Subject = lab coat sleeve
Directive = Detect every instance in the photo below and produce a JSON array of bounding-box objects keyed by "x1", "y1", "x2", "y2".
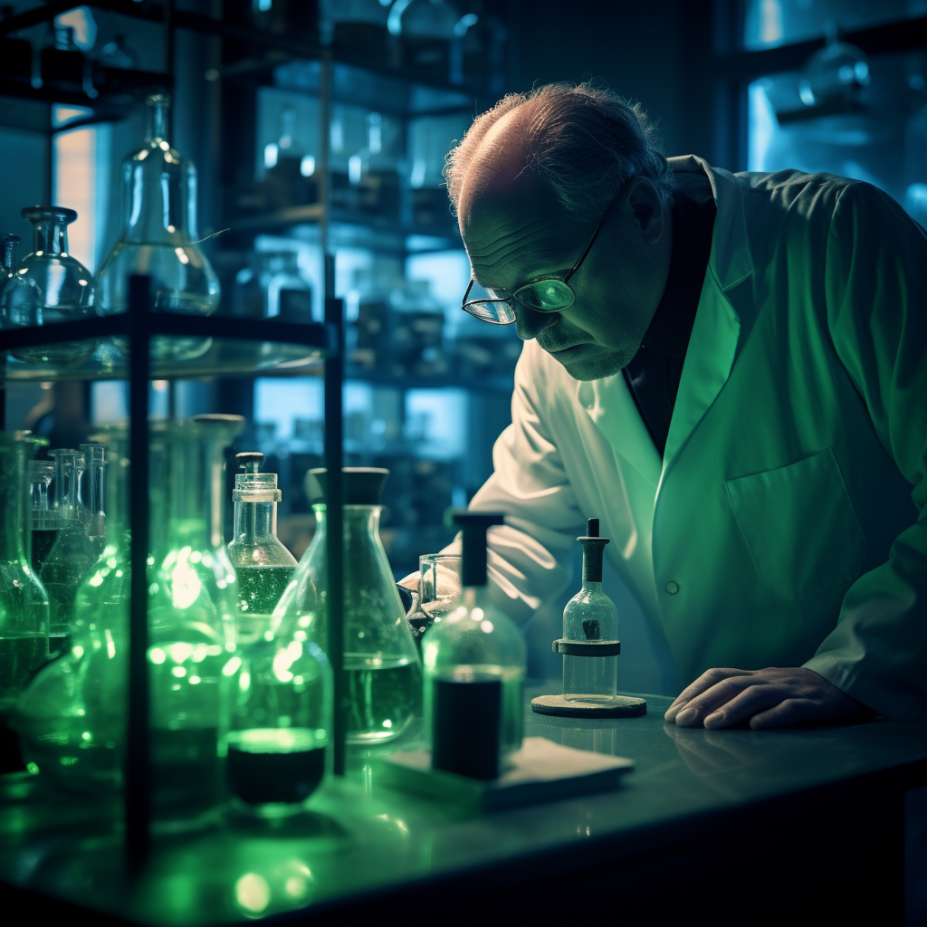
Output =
[
  {"x1": 444, "y1": 346, "x2": 585, "y2": 624},
  {"x1": 803, "y1": 181, "x2": 927, "y2": 722}
]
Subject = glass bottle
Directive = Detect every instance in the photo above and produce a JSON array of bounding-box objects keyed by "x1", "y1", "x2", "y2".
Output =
[
  {"x1": 95, "y1": 94, "x2": 220, "y2": 362},
  {"x1": 561, "y1": 519, "x2": 620, "y2": 703},
  {"x1": 263, "y1": 106, "x2": 318, "y2": 211},
  {"x1": 389, "y1": 0, "x2": 457, "y2": 80},
  {"x1": 228, "y1": 451, "x2": 297, "y2": 622},
  {"x1": 13, "y1": 425, "x2": 133, "y2": 795},
  {"x1": 147, "y1": 414, "x2": 243, "y2": 831},
  {"x1": 324, "y1": 0, "x2": 390, "y2": 63},
  {"x1": 227, "y1": 607, "x2": 331, "y2": 817},
  {"x1": 237, "y1": 253, "x2": 315, "y2": 322},
  {"x1": 40, "y1": 449, "x2": 96, "y2": 653},
  {"x1": 29, "y1": 459, "x2": 58, "y2": 574},
  {"x1": 422, "y1": 511, "x2": 526, "y2": 771},
  {"x1": 0, "y1": 233, "x2": 42, "y2": 349},
  {"x1": 355, "y1": 112, "x2": 401, "y2": 220},
  {"x1": 274, "y1": 467, "x2": 423, "y2": 747},
  {"x1": 0, "y1": 432, "x2": 51, "y2": 719},
  {"x1": 7, "y1": 207, "x2": 97, "y2": 367},
  {"x1": 80, "y1": 443, "x2": 106, "y2": 557}
]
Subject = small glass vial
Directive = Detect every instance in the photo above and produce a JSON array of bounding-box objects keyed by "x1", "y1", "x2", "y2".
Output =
[
  {"x1": 80, "y1": 444, "x2": 106, "y2": 557},
  {"x1": 227, "y1": 452, "x2": 297, "y2": 623}
]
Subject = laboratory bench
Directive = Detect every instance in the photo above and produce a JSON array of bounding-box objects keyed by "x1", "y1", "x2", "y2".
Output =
[{"x1": 1, "y1": 686, "x2": 925, "y2": 926}]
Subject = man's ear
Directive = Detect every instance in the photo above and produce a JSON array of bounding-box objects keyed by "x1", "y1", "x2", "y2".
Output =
[{"x1": 625, "y1": 178, "x2": 665, "y2": 245}]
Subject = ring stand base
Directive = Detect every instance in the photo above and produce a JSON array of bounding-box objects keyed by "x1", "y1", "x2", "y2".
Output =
[{"x1": 531, "y1": 694, "x2": 647, "y2": 718}]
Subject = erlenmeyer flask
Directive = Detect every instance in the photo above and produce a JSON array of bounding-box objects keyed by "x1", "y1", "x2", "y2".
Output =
[
  {"x1": 0, "y1": 432, "x2": 51, "y2": 719},
  {"x1": 14, "y1": 425, "x2": 133, "y2": 795},
  {"x1": 274, "y1": 467, "x2": 422, "y2": 747},
  {"x1": 5, "y1": 207, "x2": 97, "y2": 366},
  {"x1": 40, "y1": 449, "x2": 96, "y2": 653},
  {"x1": 148, "y1": 414, "x2": 243, "y2": 831},
  {"x1": 95, "y1": 94, "x2": 220, "y2": 362}
]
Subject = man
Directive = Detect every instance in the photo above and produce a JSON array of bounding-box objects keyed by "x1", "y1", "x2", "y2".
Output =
[{"x1": 428, "y1": 81, "x2": 927, "y2": 729}]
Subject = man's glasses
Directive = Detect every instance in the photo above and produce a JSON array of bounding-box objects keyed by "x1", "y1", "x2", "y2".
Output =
[{"x1": 461, "y1": 203, "x2": 612, "y2": 325}]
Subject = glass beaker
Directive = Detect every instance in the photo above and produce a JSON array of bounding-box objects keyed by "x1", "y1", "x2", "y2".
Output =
[
  {"x1": 274, "y1": 467, "x2": 423, "y2": 748},
  {"x1": 29, "y1": 459, "x2": 57, "y2": 574},
  {"x1": 0, "y1": 432, "x2": 50, "y2": 719},
  {"x1": 7, "y1": 207, "x2": 97, "y2": 367},
  {"x1": 408, "y1": 553, "x2": 461, "y2": 647},
  {"x1": 147, "y1": 414, "x2": 243, "y2": 831},
  {"x1": 14, "y1": 425, "x2": 133, "y2": 795},
  {"x1": 95, "y1": 94, "x2": 220, "y2": 362},
  {"x1": 40, "y1": 449, "x2": 96, "y2": 652},
  {"x1": 227, "y1": 610, "x2": 331, "y2": 817},
  {"x1": 227, "y1": 451, "x2": 298, "y2": 623}
]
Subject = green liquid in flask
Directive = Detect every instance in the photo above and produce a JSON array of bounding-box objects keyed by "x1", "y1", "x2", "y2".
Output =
[
  {"x1": 345, "y1": 655, "x2": 422, "y2": 744},
  {"x1": 236, "y1": 566, "x2": 295, "y2": 615}
]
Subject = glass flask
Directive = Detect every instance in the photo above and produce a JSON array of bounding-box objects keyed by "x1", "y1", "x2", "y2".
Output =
[
  {"x1": 422, "y1": 512, "x2": 526, "y2": 771},
  {"x1": 389, "y1": 0, "x2": 457, "y2": 79},
  {"x1": 227, "y1": 608, "x2": 331, "y2": 817},
  {"x1": 14, "y1": 425, "x2": 133, "y2": 795},
  {"x1": 81, "y1": 443, "x2": 106, "y2": 556},
  {"x1": 7, "y1": 206, "x2": 97, "y2": 367},
  {"x1": 147, "y1": 413, "x2": 243, "y2": 831},
  {"x1": 0, "y1": 233, "x2": 42, "y2": 349},
  {"x1": 40, "y1": 449, "x2": 96, "y2": 653},
  {"x1": 561, "y1": 519, "x2": 620, "y2": 703},
  {"x1": 274, "y1": 467, "x2": 423, "y2": 747},
  {"x1": 0, "y1": 432, "x2": 51, "y2": 719},
  {"x1": 29, "y1": 459, "x2": 57, "y2": 574},
  {"x1": 228, "y1": 451, "x2": 298, "y2": 622},
  {"x1": 95, "y1": 94, "x2": 220, "y2": 362}
]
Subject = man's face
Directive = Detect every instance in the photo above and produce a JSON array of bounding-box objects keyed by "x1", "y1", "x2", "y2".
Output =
[{"x1": 460, "y1": 172, "x2": 670, "y2": 381}]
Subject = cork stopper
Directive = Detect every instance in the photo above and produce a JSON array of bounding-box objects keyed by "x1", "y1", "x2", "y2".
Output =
[{"x1": 579, "y1": 517, "x2": 609, "y2": 583}]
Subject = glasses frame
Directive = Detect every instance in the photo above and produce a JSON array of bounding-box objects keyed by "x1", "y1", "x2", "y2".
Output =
[{"x1": 461, "y1": 202, "x2": 613, "y2": 325}]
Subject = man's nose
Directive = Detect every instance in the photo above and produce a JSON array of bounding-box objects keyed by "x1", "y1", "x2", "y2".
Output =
[{"x1": 515, "y1": 306, "x2": 558, "y2": 342}]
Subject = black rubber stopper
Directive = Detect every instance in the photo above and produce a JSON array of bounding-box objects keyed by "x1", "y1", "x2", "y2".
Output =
[
  {"x1": 308, "y1": 467, "x2": 389, "y2": 505},
  {"x1": 579, "y1": 516, "x2": 609, "y2": 583},
  {"x1": 432, "y1": 676, "x2": 502, "y2": 780},
  {"x1": 446, "y1": 509, "x2": 505, "y2": 588}
]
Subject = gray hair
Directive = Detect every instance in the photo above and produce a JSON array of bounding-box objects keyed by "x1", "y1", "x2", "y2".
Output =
[{"x1": 444, "y1": 82, "x2": 674, "y2": 220}]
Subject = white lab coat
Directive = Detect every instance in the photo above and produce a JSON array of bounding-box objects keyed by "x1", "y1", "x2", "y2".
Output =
[{"x1": 455, "y1": 155, "x2": 927, "y2": 723}]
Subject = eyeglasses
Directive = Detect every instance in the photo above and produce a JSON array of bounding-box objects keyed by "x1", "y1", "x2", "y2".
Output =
[{"x1": 461, "y1": 204, "x2": 612, "y2": 325}]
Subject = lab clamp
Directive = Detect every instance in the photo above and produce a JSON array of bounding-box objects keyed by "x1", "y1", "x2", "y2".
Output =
[{"x1": 531, "y1": 519, "x2": 647, "y2": 718}]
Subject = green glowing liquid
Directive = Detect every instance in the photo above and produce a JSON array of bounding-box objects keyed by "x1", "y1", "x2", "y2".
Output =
[
  {"x1": 345, "y1": 655, "x2": 422, "y2": 744},
  {"x1": 236, "y1": 566, "x2": 295, "y2": 615},
  {"x1": 0, "y1": 635, "x2": 48, "y2": 713}
]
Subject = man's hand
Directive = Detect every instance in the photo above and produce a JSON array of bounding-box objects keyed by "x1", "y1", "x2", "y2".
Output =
[{"x1": 664, "y1": 666, "x2": 872, "y2": 730}]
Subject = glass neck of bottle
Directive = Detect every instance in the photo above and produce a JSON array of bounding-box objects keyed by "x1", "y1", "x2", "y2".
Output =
[
  {"x1": 0, "y1": 450, "x2": 26, "y2": 562},
  {"x1": 234, "y1": 498, "x2": 276, "y2": 543},
  {"x1": 147, "y1": 97, "x2": 169, "y2": 144},
  {"x1": 168, "y1": 434, "x2": 224, "y2": 550},
  {"x1": 581, "y1": 580, "x2": 603, "y2": 592},
  {"x1": 1, "y1": 239, "x2": 16, "y2": 270},
  {"x1": 52, "y1": 451, "x2": 81, "y2": 519},
  {"x1": 32, "y1": 218, "x2": 68, "y2": 255}
]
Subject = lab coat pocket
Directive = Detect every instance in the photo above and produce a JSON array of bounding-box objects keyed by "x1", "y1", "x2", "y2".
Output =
[{"x1": 725, "y1": 448, "x2": 867, "y2": 599}]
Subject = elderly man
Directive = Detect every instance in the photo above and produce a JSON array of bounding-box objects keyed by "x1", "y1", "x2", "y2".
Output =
[{"x1": 431, "y1": 81, "x2": 927, "y2": 729}]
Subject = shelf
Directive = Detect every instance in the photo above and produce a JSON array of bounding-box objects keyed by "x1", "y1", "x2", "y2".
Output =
[{"x1": 1, "y1": 314, "x2": 335, "y2": 382}]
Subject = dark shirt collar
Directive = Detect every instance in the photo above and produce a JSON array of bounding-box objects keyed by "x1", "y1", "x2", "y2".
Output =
[{"x1": 638, "y1": 181, "x2": 716, "y2": 357}]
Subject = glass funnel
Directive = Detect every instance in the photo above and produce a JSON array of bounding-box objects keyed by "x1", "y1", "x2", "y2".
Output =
[
  {"x1": 95, "y1": 94, "x2": 220, "y2": 362},
  {"x1": 0, "y1": 432, "x2": 50, "y2": 720},
  {"x1": 29, "y1": 459, "x2": 57, "y2": 574},
  {"x1": 274, "y1": 467, "x2": 422, "y2": 748},
  {"x1": 228, "y1": 451, "x2": 297, "y2": 622},
  {"x1": 14, "y1": 425, "x2": 133, "y2": 796},
  {"x1": 40, "y1": 449, "x2": 96, "y2": 653},
  {"x1": 5, "y1": 207, "x2": 97, "y2": 367},
  {"x1": 147, "y1": 414, "x2": 243, "y2": 831}
]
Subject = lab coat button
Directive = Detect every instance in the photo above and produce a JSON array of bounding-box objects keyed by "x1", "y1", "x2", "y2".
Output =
[{"x1": 665, "y1": 581, "x2": 679, "y2": 595}]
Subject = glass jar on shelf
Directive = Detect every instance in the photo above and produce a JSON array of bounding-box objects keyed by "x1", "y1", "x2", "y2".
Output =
[
  {"x1": 389, "y1": 0, "x2": 457, "y2": 81},
  {"x1": 2, "y1": 207, "x2": 98, "y2": 367},
  {"x1": 348, "y1": 267, "x2": 394, "y2": 372},
  {"x1": 263, "y1": 105, "x2": 319, "y2": 212},
  {"x1": 40, "y1": 448, "x2": 97, "y2": 653},
  {"x1": 13, "y1": 425, "x2": 133, "y2": 796},
  {"x1": 95, "y1": 93, "x2": 220, "y2": 362},
  {"x1": 29, "y1": 459, "x2": 58, "y2": 575},
  {"x1": 323, "y1": 0, "x2": 390, "y2": 64},
  {"x1": 389, "y1": 278, "x2": 447, "y2": 377},
  {"x1": 274, "y1": 467, "x2": 423, "y2": 750},
  {"x1": 0, "y1": 432, "x2": 50, "y2": 723},
  {"x1": 355, "y1": 112, "x2": 402, "y2": 220}
]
